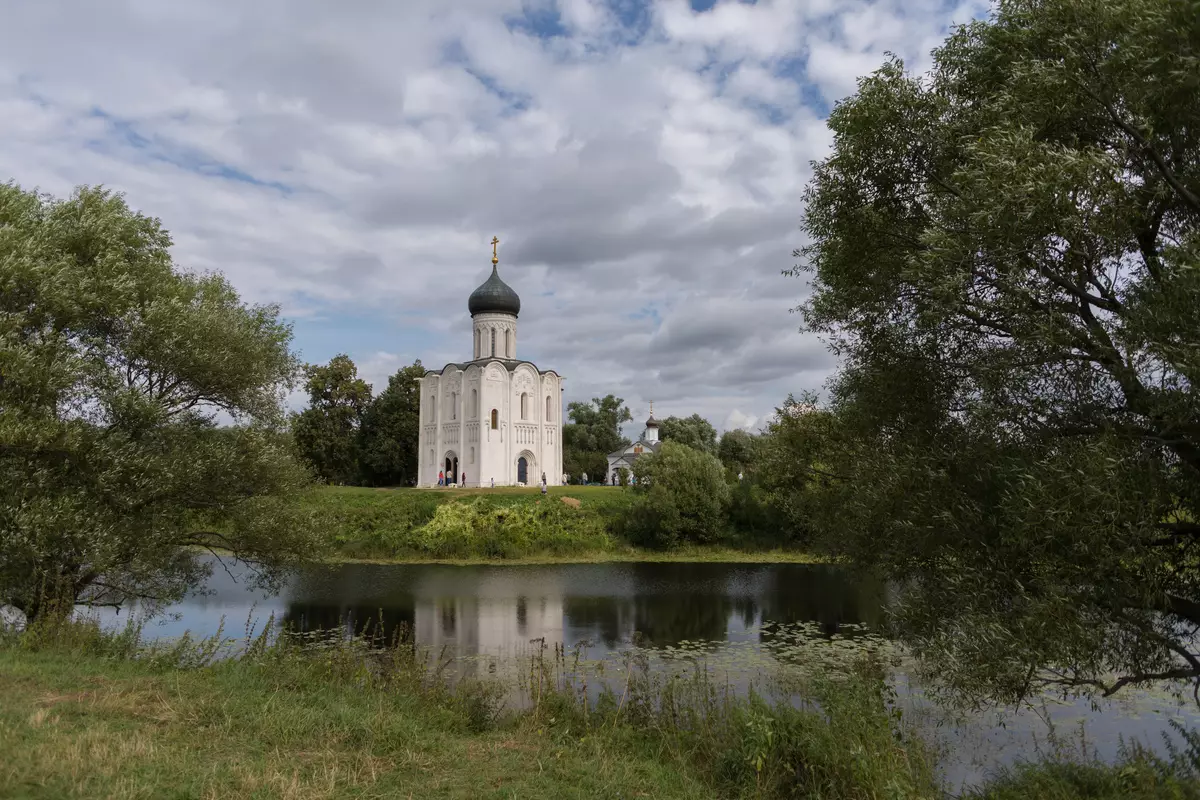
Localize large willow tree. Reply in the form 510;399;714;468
0;183;321;621
794;0;1200;706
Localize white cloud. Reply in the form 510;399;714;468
723;409;759;433
0;0;985;432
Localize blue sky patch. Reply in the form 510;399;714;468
84;107;292;194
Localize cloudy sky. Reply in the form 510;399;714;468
1;0;986;435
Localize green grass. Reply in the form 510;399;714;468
5;620;1200;799
963;753;1200;799
0;618;938;800
304;485;820;564
0;639;704;799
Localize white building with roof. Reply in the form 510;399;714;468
417;239;563;487
606;405;661;484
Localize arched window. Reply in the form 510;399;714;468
474;329;479;358
506;329;512;358
520;392;528;420
429;394;435;422
490;409;498;430
490;329;496;357
429;448;434;465
545;395;552;421
450;391;456;420
470;447;475;464
471;388;478;418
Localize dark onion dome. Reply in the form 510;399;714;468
468;264;521;317
645;402;659;427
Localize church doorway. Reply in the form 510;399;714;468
444;453;459;485
517;456;528;485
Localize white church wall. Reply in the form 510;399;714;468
419;366;565;487
480;362;509;486
511;365;540;484
418;373;440;486
463;366;481;485
440;368;463;483
541;373;562;485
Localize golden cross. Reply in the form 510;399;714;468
649;401;654;414
491;236;500;264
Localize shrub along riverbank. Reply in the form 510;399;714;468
3;620;1198;799
303;485;811;563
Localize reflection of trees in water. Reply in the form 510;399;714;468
281;602;416;644
734;596;759;629
757;565;887;643
631;592;732;646
623;563;739;647
564;593;734;649
563;596;628;648
562;564;886;650
564;564;754;648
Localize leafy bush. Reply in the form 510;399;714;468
622;442;732;548
305;488;442;557
413;498;613;558
726;479;787;544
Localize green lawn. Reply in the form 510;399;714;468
0;647;708;800
304;485;819;564
5;628;1194;800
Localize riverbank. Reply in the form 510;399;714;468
3;622;1194;799
306;485;818;564
332;547;825;566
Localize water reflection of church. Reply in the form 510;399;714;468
414;593;565;657
280;563;889;661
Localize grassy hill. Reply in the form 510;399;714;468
301;485;811;563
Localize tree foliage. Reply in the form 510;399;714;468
0;183;320;621
717;428;758;473
563;394;632;481
622;442;731;548
751;397;839;543
658;414;718;454
359;360;426;487
291;355;372;485
793;0;1200;705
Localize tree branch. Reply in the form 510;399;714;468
1037;263;1123;314
1167;594;1200;629
1077;78;1200;213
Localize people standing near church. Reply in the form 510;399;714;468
582;471;588;485
438;469;444;486
490;477;494;488
461;472;466;487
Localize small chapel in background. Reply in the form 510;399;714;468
606;404;661;484
417;238;564;487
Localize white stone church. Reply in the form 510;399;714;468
606;405;661;484
417;240;563;487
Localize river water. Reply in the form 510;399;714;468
86;557;1200;794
